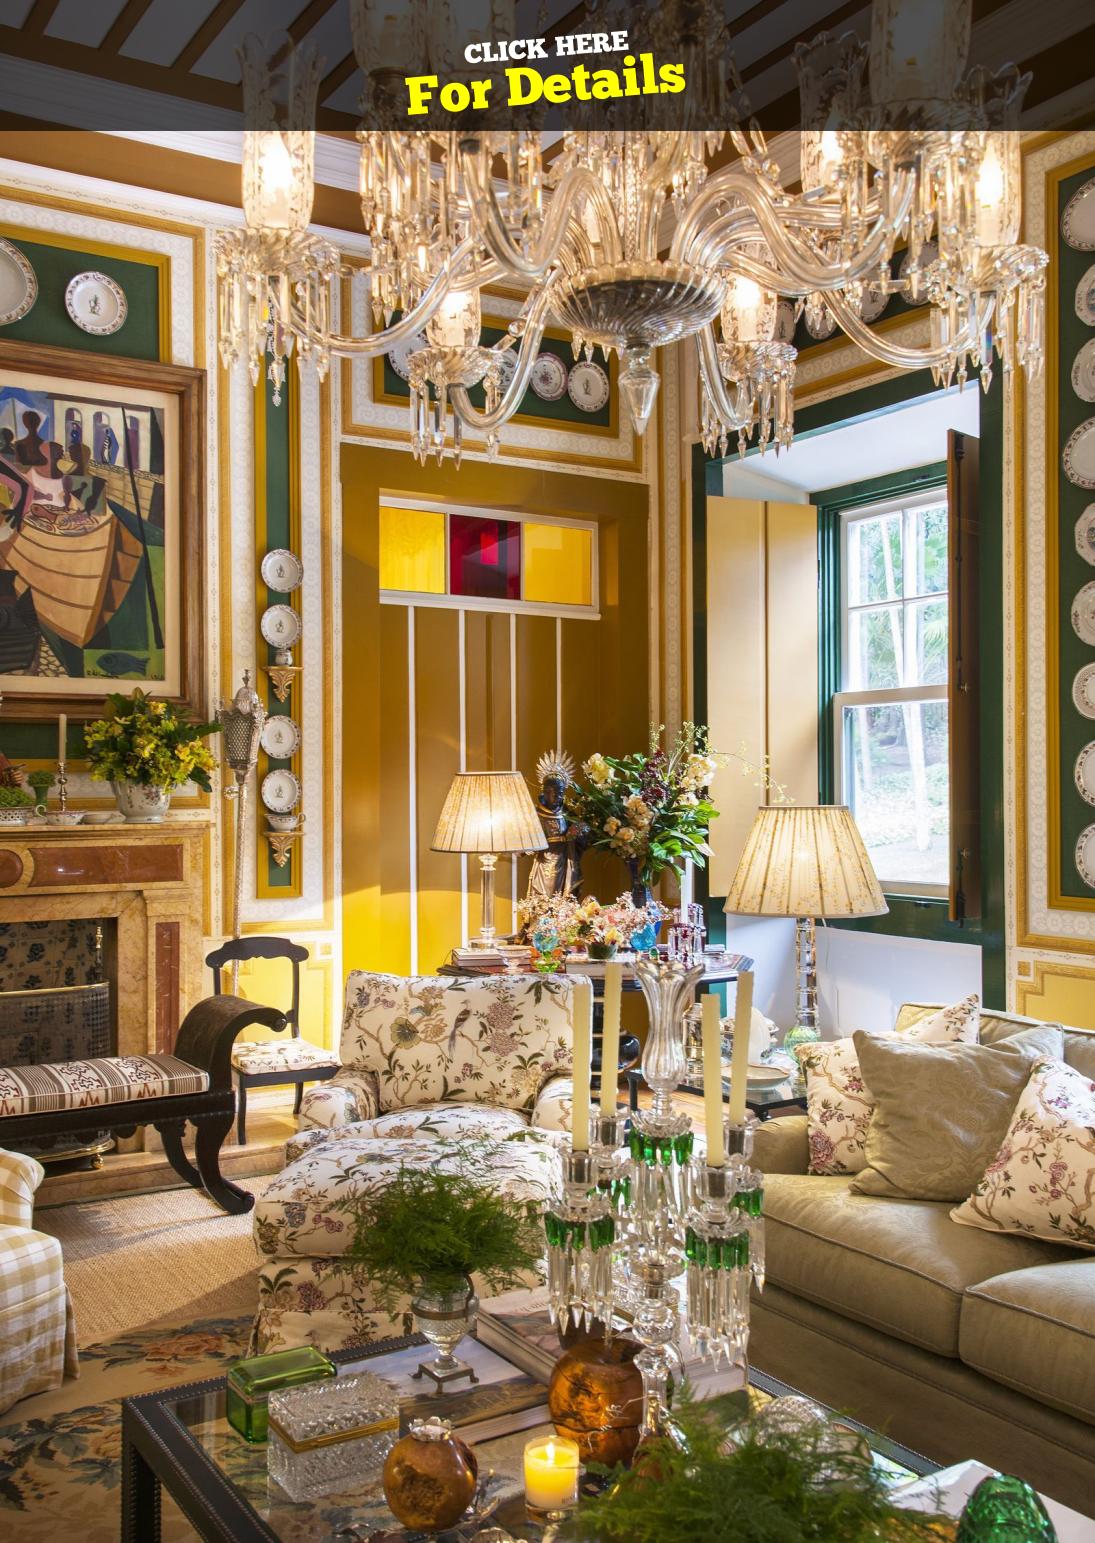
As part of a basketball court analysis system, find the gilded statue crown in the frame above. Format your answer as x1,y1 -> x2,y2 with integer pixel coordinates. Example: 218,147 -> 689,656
536,748 -> 576,787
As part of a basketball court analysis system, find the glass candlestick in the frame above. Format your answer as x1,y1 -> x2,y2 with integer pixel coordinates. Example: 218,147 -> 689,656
544,1148 -> 616,1334
684,1163 -> 752,1370
726,1120 -> 766,1290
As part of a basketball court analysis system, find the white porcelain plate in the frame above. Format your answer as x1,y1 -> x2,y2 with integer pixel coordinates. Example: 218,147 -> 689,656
1073,340 -> 1095,403
1077,823 -> 1095,887
804,304 -> 837,340
1076,505 -> 1095,565
1076,744 -> 1095,807
530,352 -> 568,401
567,360 -> 610,412
387,331 -> 427,382
259,603 -> 302,650
0,239 -> 37,326
491,350 -> 518,393
745,1063 -> 791,1089
1076,264 -> 1095,327
260,714 -> 301,759
65,271 -> 127,335
860,285 -> 890,324
774,300 -> 796,343
260,548 -> 304,592
1073,582 -> 1095,644
1064,418 -> 1095,490
1063,176 -> 1095,251
261,768 -> 301,815
1074,663 -> 1095,718
899,240 -> 939,285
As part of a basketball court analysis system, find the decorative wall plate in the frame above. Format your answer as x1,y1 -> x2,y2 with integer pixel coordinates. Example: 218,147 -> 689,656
1076,823 -> 1095,887
860,285 -> 890,324
774,300 -> 796,343
899,240 -> 939,283
804,305 -> 837,340
65,271 -> 127,335
1073,340 -> 1095,402
1073,663 -> 1095,718
1072,581 -> 1095,644
1063,176 -> 1095,251
0,239 -> 37,325
567,360 -> 610,411
260,548 -> 304,592
260,714 -> 301,759
387,332 -> 427,381
260,603 -> 302,650
530,352 -> 568,400
1076,744 -> 1095,807
261,768 -> 301,814
1076,505 -> 1095,565
1076,264 -> 1095,327
1064,418 -> 1095,489
491,350 -> 518,392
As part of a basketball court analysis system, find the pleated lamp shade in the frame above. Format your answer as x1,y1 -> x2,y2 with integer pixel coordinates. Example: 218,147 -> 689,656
432,771 -> 548,855
724,805 -> 888,918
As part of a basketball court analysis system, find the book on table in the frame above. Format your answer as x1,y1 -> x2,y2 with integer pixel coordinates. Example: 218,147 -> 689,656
398,1369 -> 549,1444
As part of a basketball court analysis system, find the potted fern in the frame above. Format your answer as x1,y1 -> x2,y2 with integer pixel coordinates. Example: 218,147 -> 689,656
0,759 -> 35,825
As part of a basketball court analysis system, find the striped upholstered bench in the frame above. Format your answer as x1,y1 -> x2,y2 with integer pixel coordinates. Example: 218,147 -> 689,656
0,995 -> 286,1215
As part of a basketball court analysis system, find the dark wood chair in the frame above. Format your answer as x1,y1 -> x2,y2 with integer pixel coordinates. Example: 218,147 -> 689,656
205,937 -> 339,1144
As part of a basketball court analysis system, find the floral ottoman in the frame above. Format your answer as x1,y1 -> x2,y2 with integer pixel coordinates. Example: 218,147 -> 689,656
252,1127 -> 559,1353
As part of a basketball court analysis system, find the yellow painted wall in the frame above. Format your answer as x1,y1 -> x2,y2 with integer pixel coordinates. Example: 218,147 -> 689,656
341,445 -> 650,976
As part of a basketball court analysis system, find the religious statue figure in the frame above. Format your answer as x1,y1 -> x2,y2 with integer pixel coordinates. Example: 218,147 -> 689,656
525,749 -> 588,906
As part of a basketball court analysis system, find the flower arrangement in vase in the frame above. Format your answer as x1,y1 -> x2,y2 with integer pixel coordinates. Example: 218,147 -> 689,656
84,688 -> 219,823
520,892 -> 666,973
566,723 -> 722,904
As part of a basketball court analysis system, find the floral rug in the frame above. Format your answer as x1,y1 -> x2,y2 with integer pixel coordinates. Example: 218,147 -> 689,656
0,1315 -> 252,1542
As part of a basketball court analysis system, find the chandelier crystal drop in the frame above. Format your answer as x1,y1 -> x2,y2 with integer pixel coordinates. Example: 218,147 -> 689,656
215,0 -> 1047,460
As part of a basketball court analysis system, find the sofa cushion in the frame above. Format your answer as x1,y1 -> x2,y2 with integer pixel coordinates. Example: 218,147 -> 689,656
285,1102 -> 532,1163
960,1261 -> 1095,1425
763,1172 -> 1076,1357
255,1131 -> 558,1261
897,1001 -> 1095,1082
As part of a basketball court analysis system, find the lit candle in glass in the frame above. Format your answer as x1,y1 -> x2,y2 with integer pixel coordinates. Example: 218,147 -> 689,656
570,982 -> 592,1151
57,713 -> 67,764
701,992 -> 724,1167
727,970 -> 754,1127
599,962 -> 622,1114
524,1434 -> 580,1513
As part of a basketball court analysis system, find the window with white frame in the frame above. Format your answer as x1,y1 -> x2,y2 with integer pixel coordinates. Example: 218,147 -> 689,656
833,488 -> 949,896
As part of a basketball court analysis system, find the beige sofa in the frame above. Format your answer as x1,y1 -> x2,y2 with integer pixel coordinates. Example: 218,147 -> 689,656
750,1007 -> 1095,1514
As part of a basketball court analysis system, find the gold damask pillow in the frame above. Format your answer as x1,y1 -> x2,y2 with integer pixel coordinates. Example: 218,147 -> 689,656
849,1025 -> 1064,1201
797,994 -> 980,1176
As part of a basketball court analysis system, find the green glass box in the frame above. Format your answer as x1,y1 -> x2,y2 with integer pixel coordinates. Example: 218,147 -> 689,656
226,1347 -> 336,1443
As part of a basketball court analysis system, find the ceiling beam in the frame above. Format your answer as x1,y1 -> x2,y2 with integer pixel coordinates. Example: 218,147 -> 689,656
23,0 -> 59,35
173,0 -> 247,73
100,0 -> 156,55
320,52 -> 357,104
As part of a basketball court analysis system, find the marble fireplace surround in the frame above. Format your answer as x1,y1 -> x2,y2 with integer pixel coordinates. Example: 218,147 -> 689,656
0,820 -> 207,1061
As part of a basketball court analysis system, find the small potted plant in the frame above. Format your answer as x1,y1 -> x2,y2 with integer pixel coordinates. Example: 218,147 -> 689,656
0,758 -> 34,825
83,688 -> 219,823
341,1162 -> 543,1388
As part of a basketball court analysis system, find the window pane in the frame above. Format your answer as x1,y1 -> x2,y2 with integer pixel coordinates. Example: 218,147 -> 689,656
843,700 -> 949,887
847,511 -> 902,605
449,514 -> 520,600
907,598 -> 948,686
847,606 -> 900,689
522,523 -> 594,607
379,504 -> 446,594
910,500 -> 948,595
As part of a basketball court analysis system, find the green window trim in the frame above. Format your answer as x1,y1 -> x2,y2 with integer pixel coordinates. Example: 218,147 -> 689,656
816,459 -> 981,945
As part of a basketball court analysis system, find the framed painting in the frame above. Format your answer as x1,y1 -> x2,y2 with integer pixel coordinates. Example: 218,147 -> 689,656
0,339 -> 205,720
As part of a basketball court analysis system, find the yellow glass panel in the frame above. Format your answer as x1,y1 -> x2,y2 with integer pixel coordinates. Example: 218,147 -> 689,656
522,523 -> 593,607
379,504 -> 446,594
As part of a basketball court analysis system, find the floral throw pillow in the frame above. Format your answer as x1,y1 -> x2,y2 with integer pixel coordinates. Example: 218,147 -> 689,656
950,1058 -> 1095,1251
797,993 -> 980,1176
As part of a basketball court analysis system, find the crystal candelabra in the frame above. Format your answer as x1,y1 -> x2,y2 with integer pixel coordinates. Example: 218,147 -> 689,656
545,958 -> 765,1438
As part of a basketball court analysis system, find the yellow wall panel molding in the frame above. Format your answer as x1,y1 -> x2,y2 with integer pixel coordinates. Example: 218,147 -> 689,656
1015,960 -> 1095,1033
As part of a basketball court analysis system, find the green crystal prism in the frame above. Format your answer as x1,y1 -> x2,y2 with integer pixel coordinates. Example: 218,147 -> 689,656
956,1474 -> 1057,1541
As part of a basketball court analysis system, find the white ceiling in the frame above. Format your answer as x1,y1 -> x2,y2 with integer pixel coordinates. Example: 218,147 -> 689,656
723,386 -> 981,500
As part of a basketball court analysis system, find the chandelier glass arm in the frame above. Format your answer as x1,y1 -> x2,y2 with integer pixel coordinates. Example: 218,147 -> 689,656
447,287 -> 556,432
824,291 -> 990,368
459,146 -> 624,276
695,323 -> 755,432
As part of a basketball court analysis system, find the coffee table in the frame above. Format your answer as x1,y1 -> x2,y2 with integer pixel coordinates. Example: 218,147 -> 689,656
121,1333 -> 936,1542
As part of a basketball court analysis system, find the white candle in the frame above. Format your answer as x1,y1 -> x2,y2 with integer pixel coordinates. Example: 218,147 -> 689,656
679,859 -> 693,913
727,970 -> 754,1126
570,982 -> 592,1151
57,713 -> 67,764
701,992 -> 725,1168
599,962 -> 623,1115
524,1434 -> 580,1511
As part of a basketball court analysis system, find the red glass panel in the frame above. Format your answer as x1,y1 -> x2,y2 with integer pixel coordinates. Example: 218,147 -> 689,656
450,514 -> 520,599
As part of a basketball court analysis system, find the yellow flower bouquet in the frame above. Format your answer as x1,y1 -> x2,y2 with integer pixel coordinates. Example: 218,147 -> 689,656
84,688 -> 219,793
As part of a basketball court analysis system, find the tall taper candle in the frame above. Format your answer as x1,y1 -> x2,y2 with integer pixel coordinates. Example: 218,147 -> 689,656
599,962 -> 623,1114
727,970 -> 754,1126
701,992 -> 725,1167
57,713 -> 67,765
571,981 -> 592,1151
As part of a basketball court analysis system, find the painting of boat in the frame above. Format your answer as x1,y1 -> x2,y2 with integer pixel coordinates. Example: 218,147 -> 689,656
1,498 -> 144,648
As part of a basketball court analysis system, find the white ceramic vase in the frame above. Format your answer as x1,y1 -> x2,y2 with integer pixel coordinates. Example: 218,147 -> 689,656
112,780 -> 171,823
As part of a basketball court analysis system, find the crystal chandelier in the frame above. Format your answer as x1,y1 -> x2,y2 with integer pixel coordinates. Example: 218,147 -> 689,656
216,0 -> 1046,460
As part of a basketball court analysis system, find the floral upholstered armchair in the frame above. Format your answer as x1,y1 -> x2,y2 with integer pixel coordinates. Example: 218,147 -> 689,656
296,971 -> 578,1145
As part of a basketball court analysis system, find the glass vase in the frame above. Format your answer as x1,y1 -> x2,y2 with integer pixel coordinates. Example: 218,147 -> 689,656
410,1277 -> 480,1392
633,957 -> 704,1125
957,1474 -> 1057,1541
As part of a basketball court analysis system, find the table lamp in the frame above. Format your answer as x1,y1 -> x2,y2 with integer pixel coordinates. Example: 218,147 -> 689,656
724,804 -> 887,1050
432,771 -> 547,948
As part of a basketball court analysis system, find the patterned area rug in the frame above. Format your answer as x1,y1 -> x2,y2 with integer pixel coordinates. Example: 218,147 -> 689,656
0,1315 -> 252,1542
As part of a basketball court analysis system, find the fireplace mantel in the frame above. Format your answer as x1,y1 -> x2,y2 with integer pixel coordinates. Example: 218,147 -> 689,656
0,820 -> 208,1059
